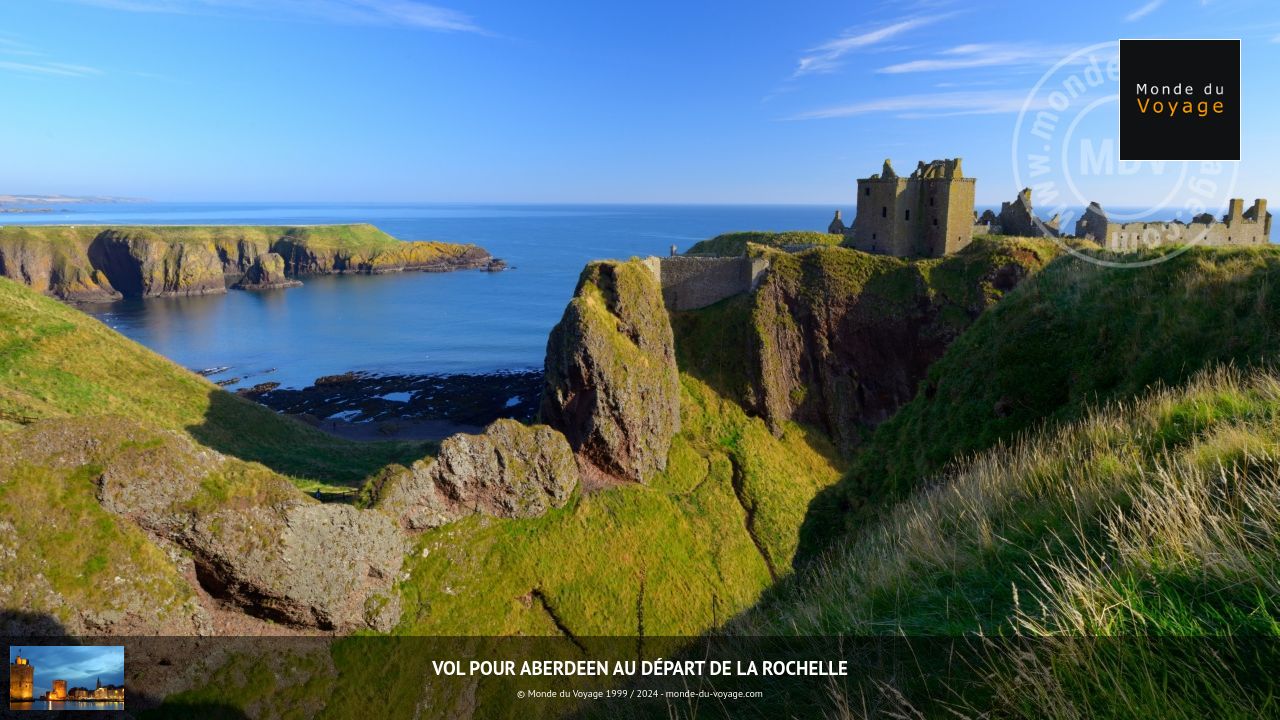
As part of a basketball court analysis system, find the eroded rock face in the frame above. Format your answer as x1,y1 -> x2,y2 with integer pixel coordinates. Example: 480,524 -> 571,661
184,503 -> 405,632
0,225 -> 494,301
234,252 -> 302,290
541,260 -> 680,484
743,242 -> 1053,453
88,230 -> 227,298
377,419 -> 578,531
0,417 -> 405,633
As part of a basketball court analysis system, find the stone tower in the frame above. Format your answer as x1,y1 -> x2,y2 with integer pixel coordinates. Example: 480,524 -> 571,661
849,158 -> 976,257
9,653 -> 34,701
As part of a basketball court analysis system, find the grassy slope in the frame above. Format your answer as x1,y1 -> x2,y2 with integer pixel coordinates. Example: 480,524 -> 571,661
707,366 -> 1280,718
685,230 -> 844,256
683,245 -> 1280,717
814,244 -> 1280,536
0,277 -> 426,490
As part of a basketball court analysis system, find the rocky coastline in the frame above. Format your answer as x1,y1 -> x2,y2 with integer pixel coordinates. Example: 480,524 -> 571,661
237,369 -> 543,441
0,223 -> 502,302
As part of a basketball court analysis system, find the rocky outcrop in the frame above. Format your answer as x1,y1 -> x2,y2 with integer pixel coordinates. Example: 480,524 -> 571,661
272,235 -> 492,276
0,224 -> 493,301
88,229 -> 226,298
0,417 -> 406,633
541,259 -> 681,484
234,252 -> 302,290
376,419 -> 578,531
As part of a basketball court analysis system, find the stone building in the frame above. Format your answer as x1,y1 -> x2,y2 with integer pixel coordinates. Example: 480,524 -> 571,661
839,158 -> 977,258
50,679 -> 67,701
1075,199 -> 1271,250
9,653 -> 34,701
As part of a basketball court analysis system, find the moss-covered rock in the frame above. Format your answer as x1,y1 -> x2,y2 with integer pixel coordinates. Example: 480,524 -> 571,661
541,259 -> 681,484
376,419 -> 578,530
0,416 -> 406,633
675,238 -> 1058,455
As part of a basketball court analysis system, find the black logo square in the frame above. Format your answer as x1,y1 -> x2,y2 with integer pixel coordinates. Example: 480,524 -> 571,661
1120,39 -> 1240,161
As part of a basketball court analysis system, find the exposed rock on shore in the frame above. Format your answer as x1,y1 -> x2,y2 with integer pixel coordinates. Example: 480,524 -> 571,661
375,419 -> 578,530
541,259 -> 681,484
233,252 -> 302,290
0,224 -> 493,301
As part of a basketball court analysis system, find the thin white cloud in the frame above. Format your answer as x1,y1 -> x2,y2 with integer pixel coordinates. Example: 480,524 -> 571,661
61,0 -> 486,33
0,36 -> 103,77
1125,0 -> 1165,21
788,90 -> 1051,120
794,14 -> 951,77
877,43 -> 1087,74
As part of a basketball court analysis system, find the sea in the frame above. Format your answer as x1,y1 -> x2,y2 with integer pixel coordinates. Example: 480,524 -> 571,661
5,203 -> 839,389
9,700 -> 125,711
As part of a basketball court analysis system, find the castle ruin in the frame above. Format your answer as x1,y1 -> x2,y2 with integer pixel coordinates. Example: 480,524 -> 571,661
1075,199 -> 1272,250
828,158 -> 976,258
973,188 -> 1061,238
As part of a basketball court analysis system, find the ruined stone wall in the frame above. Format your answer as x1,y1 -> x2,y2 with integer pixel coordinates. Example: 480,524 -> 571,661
1076,199 -> 1271,250
643,256 -> 769,311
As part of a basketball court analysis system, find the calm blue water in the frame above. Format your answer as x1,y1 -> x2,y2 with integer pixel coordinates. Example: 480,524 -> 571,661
9,700 -> 125,711
5,203 -> 831,389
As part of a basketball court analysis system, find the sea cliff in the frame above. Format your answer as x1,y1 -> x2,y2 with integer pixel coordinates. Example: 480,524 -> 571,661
0,223 -> 493,301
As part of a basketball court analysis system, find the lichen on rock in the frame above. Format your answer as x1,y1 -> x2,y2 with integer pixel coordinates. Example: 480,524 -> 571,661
234,252 -> 302,290
376,419 -> 578,531
540,259 -> 681,484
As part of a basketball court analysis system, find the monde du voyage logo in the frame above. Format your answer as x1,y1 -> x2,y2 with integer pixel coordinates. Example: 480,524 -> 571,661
1120,39 -> 1240,161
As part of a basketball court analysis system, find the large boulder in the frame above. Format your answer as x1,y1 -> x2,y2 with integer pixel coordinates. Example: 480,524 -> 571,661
376,419 -> 578,531
541,259 -> 681,484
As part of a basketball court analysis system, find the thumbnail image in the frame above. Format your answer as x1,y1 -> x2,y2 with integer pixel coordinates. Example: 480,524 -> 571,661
9,646 -> 124,712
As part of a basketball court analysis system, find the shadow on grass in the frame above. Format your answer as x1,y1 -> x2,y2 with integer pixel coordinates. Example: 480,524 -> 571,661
186,388 -> 431,490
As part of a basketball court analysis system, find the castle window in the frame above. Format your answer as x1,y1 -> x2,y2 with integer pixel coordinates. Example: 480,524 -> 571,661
933,218 -> 938,226
905,210 -> 911,221
872,233 -> 877,240
881,206 -> 887,218
864,187 -> 870,196
929,197 -> 935,207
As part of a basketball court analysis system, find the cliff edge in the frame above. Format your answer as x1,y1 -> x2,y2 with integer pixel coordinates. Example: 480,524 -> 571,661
0,223 -> 493,301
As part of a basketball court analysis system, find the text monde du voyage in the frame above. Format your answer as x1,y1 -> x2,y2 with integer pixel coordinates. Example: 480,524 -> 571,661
1134,82 -> 1228,118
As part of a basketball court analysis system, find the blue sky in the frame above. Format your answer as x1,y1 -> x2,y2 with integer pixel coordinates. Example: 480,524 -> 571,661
9,645 -> 125,693
2,0 -> 1278,205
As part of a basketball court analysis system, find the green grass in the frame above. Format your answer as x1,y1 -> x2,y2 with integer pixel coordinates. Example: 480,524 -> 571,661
0,460 -> 196,629
685,230 -> 844,256
0,276 -> 426,489
693,366 -> 1280,718
817,243 -> 1280,540
391,375 -> 842,638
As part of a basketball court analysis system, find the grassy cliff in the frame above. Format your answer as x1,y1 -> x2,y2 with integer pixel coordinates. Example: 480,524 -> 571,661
0,223 -> 490,300
0,276 -> 425,490
656,244 -> 1280,718
685,230 -> 844,256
